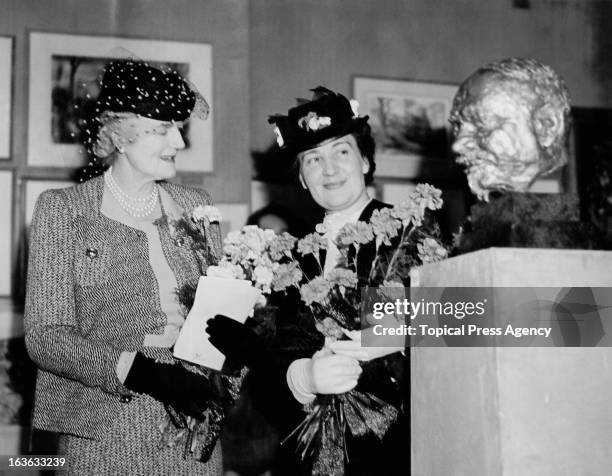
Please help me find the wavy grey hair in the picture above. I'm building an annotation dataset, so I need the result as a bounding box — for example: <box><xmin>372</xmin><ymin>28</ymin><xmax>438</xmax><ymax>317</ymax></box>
<box><xmin>92</xmin><ymin>111</ymin><xmax>139</xmax><ymax>164</ymax></box>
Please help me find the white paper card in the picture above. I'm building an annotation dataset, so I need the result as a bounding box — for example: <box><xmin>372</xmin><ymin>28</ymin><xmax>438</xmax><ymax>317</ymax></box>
<box><xmin>173</xmin><ymin>276</ymin><xmax>261</xmax><ymax>370</ymax></box>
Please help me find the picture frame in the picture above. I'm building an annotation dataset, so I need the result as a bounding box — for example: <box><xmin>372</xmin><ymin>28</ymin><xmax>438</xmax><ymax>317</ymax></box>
<box><xmin>353</xmin><ymin>77</ymin><xmax>457</xmax><ymax>178</ymax></box>
<box><xmin>0</xmin><ymin>171</ymin><xmax>12</xmax><ymax>295</ymax></box>
<box><xmin>0</xmin><ymin>36</ymin><xmax>13</xmax><ymax>159</ymax></box>
<box><xmin>28</xmin><ymin>32</ymin><xmax>213</xmax><ymax>172</ymax></box>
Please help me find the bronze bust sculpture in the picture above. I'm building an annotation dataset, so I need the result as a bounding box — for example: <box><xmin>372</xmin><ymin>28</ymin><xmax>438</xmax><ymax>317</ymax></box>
<box><xmin>450</xmin><ymin>58</ymin><xmax>600</xmax><ymax>250</ymax></box>
<box><xmin>450</xmin><ymin>57</ymin><xmax>571</xmax><ymax>202</ymax></box>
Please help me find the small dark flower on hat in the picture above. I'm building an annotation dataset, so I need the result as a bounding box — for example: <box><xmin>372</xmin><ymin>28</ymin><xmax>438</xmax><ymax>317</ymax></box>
<box><xmin>268</xmin><ymin>86</ymin><xmax>369</xmax><ymax>154</ymax></box>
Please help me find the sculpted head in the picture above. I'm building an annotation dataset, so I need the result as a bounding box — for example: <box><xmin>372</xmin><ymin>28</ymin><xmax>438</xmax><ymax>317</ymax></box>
<box><xmin>449</xmin><ymin>58</ymin><xmax>571</xmax><ymax>201</ymax></box>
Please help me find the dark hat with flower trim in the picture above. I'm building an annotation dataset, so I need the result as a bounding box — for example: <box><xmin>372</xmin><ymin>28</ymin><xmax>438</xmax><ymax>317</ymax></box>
<box><xmin>268</xmin><ymin>86</ymin><xmax>369</xmax><ymax>154</ymax></box>
<box><xmin>95</xmin><ymin>59</ymin><xmax>208</xmax><ymax>122</ymax></box>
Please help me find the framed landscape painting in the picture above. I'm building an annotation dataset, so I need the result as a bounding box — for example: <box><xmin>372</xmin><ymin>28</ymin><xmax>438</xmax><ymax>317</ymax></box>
<box><xmin>353</xmin><ymin>77</ymin><xmax>457</xmax><ymax>178</ymax></box>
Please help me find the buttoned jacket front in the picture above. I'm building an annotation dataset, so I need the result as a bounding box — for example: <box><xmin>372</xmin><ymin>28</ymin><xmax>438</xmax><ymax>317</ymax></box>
<box><xmin>24</xmin><ymin>176</ymin><xmax>221</xmax><ymax>439</ymax></box>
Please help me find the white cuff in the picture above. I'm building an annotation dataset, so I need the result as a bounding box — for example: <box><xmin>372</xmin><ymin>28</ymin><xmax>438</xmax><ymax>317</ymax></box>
<box><xmin>286</xmin><ymin>358</ymin><xmax>316</xmax><ymax>404</ymax></box>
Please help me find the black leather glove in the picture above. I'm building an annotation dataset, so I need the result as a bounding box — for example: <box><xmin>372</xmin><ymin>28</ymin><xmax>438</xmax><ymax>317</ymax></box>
<box><xmin>206</xmin><ymin>314</ymin><xmax>265</xmax><ymax>367</ymax></box>
<box><xmin>124</xmin><ymin>352</ymin><xmax>213</xmax><ymax>419</ymax></box>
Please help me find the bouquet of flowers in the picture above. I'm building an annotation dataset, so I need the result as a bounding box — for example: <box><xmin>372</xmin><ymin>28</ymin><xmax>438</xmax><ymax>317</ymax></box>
<box><xmin>157</xmin><ymin>204</ymin><xmax>249</xmax><ymax>462</ymax></box>
<box><xmin>168</xmin><ymin>184</ymin><xmax>446</xmax><ymax>471</ymax></box>
<box><xmin>165</xmin><ymin>207</ymin><xmax>306</xmax><ymax>461</ymax></box>
<box><xmin>285</xmin><ymin>184</ymin><xmax>447</xmax><ymax>474</ymax></box>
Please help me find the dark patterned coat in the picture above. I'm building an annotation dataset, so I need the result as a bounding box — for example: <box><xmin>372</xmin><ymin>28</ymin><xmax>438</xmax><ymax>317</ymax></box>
<box><xmin>24</xmin><ymin>176</ymin><xmax>221</xmax><ymax>440</ymax></box>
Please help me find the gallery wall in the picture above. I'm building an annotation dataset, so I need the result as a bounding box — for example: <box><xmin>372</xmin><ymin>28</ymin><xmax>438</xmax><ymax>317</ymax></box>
<box><xmin>0</xmin><ymin>0</ymin><xmax>611</xmax><ymax>296</ymax></box>
<box><xmin>249</xmin><ymin>0</ymin><xmax>608</xmax><ymax>152</ymax></box>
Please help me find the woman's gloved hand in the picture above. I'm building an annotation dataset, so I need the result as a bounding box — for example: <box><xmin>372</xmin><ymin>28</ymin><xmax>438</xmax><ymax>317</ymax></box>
<box><xmin>286</xmin><ymin>348</ymin><xmax>361</xmax><ymax>403</ymax></box>
<box><xmin>205</xmin><ymin>314</ymin><xmax>264</xmax><ymax>367</ymax></box>
<box><xmin>124</xmin><ymin>352</ymin><xmax>213</xmax><ymax>419</ymax></box>
<box><xmin>309</xmin><ymin>348</ymin><xmax>362</xmax><ymax>394</ymax></box>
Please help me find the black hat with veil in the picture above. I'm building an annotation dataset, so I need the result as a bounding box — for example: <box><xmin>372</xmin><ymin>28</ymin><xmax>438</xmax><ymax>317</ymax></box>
<box><xmin>77</xmin><ymin>58</ymin><xmax>209</xmax><ymax>181</ymax></box>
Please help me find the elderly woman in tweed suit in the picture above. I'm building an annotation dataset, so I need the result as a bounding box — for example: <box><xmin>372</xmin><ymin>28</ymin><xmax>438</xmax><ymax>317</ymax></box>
<box><xmin>25</xmin><ymin>60</ymin><xmax>227</xmax><ymax>475</ymax></box>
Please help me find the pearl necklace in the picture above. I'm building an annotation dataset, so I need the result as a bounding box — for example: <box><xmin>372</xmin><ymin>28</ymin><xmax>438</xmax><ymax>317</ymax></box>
<box><xmin>104</xmin><ymin>167</ymin><xmax>159</xmax><ymax>218</ymax></box>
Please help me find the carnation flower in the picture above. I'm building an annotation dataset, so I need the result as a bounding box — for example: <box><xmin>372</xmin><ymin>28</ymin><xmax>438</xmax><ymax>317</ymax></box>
<box><xmin>417</xmin><ymin>237</ymin><xmax>448</xmax><ymax>264</ymax></box>
<box><xmin>221</xmin><ymin>225</ymin><xmax>282</xmax><ymax>270</ymax></box>
<box><xmin>300</xmin><ymin>277</ymin><xmax>332</xmax><ymax>306</ymax></box>
<box><xmin>192</xmin><ymin>205</ymin><xmax>222</xmax><ymax>223</ymax></box>
<box><xmin>253</xmin><ymin>265</ymin><xmax>275</xmax><ymax>293</ymax></box>
<box><xmin>191</xmin><ymin>205</ymin><xmax>207</xmax><ymax>222</ymax></box>
<box><xmin>335</xmin><ymin>222</ymin><xmax>374</xmax><ymax>248</ymax></box>
<box><xmin>327</xmin><ymin>268</ymin><xmax>358</xmax><ymax>291</ymax></box>
<box><xmin>224</xmin><ymin>226</ymin><xmax>269</xmax><ymax>263</ymax></box>
<box><xmin>242</xmin><ymin>228</ymin><xmax>268</xmax><ymax>255</ymax></box>
<box><xmin>411</xmin><ymin>184</ymin><xmax>443</xmax><ymax>212</ymax></box>
<box><xmin>263</xmin><ymin>228</ymin><xmax>277</xmax><ymax>241</ymax></box>
<box><xmin>272</xmin><ymin>262</ymin><xmax>303</xmax><ymax>292</ymax></box>
<box><xmin>391</xmin><ymin>200</ymin><xmax>422</xmax><ymax>226</ymax></box>
<box><xmin>370</xmin><ymin>208</ymin><xmax>401</xmax><ymax>246</ymax></box>
<box><xmin>224</xmin><ymin>230</ymin><xmax>241</xmax><ymax>244</ymax></box>
<box><xmin>222</xmin><ymin>242</ymin><xmax>244</xmax><ymax>263</ymax></box>
<box><xmin>206</xmin><ymin>261</ymin><xmax>245</xmax><ymax>280</ymax></box>
<box><xmin>297</xmin><ymin>232</ymin><xmax>327</xmax><ymax>256</ymax></box>
<box><xmin>269</xmin><ymin>232</ymin><xmax>297</xmax><ymax>261</ymax></box>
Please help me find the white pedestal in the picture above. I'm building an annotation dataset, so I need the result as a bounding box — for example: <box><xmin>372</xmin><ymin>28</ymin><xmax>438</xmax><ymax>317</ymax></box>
<box><xmin>410</xmin><ymin>248</ymin><xmax>612</xmax><ymax>475</ymax></box>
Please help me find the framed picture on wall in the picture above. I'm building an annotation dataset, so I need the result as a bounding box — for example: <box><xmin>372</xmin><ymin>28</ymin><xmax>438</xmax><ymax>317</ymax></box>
<box><xmin>0</xmin><ymin>36</ymin><xmax>13</xmax><ymax>159</ymax></box>
<box><xmin>28</xmin><ymin>32</ymin><xmax>213</xmax><ymax>172</ymax></box>
<box><xmin>353</xmin><ymin>77</ymin><xmax>457</xmax><ymax>178</ymax></box>
<box><xmin>0</xmin><ymin>171</ymin><xmax>12</xmax><ymax>295</ymax></box>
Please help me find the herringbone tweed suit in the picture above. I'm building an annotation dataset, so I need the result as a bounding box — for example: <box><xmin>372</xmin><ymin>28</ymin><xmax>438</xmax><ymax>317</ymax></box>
<box><xmin>24</xmin><ymin>176</ymin><xmax>223</xmax><ymax>475</ymax></box>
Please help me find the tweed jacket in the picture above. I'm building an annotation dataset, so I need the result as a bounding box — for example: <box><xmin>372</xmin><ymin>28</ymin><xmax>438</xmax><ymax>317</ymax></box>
<box><xmin>24</xmin><ymin>176</ymin><xmax>221</xmax><ymax>439</ymax></box>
